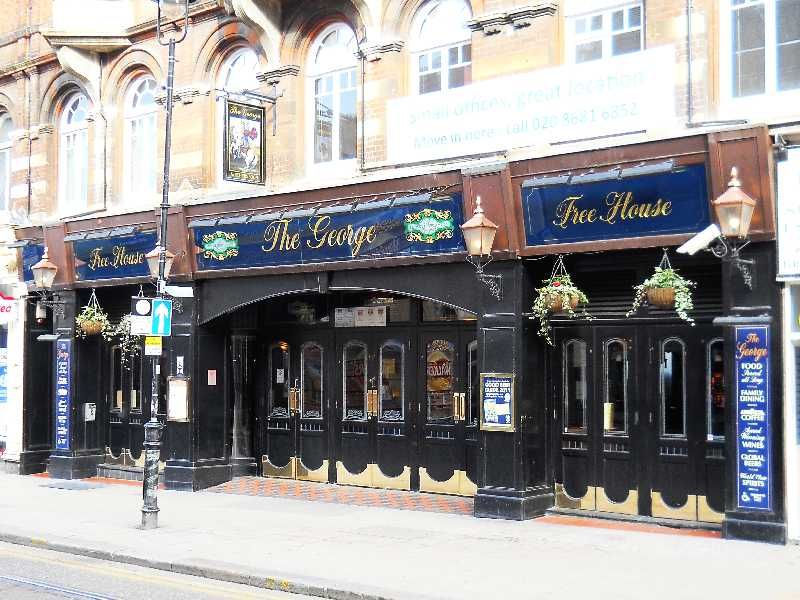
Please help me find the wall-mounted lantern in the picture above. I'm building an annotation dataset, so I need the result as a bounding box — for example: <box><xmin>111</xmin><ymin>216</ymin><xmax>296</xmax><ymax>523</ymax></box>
<box><xmin>461</xmin><ymin>196</ymin><xmax>502</xmax><ymax>300</ymax></box>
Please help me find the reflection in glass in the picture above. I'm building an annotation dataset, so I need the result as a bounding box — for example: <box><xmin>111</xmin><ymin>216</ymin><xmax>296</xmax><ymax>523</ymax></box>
<box><xmin>661</xmin><ymin>339</ymin><xmax>686</xmax><ymax>437</ymax></box>
<box><xmin>301</xmin><ymin>343</ymin><xmax>323</xmax><ymax>418</ymax></box>
<box><xmin>427</xmin><ymin>339</ymin><xmax>455</xmax><ymax>422</ymax></box>
<box><xmin>564</xmin><ymin>340</ymin><xmax>587</xmax><ymax>433</ymax></box>
<box><xmin>112</xmin><ymin>346</ymin><xmax>123</xmax><ymax>411</ymax></box>
<box><xmin>707</xmin><ymin>339</ymin><xmax>726</xmax><ymax>438</ymax></box>
<box><xmin>343</xmin><ymin>342</ymin><xmax>367</xmax><ymax>420</ymax></box>
<box><xmin>380</xmin><ymin>342</ymin><xmax>404</xmax><ymax>421</ymax></box>
<box><xmin>422</xmin><ymin>300</ymin><xmax>476</xmax><ymax>322</ymax></box>
<box><xmin>129</xmin><ymin>351</ymin><xmax>141</xmax><ymax>411</ymax></box>
<box><xmin>269</xmin><ymin>342</ymin><xmax>290</xmax><ymax>417</ymax></box>
<box><xmin>467</xmin><ymin>340</ymin><xmax>478</xmax><ymax>425</ymax></box>
<box><xmin>604</xmin><ymin>340</ymin><xmax>627</xmax><ymax>433</ymax></box>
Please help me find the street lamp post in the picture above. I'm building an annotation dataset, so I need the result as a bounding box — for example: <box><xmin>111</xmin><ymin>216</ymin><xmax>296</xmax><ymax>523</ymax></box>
<box><xmin>141</xmin><ymin>0</ymin><xmax>191</xmax><ymax>531</ymax></box>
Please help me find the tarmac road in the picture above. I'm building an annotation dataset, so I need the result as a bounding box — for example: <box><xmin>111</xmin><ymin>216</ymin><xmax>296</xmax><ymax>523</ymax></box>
<box><xmin>0</xmin><ymin>541</ymin><xmax>316</xmax><ymax>600</ymax></box>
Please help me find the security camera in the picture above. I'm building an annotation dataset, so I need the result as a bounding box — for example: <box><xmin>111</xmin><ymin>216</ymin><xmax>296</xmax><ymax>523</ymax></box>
<box><xmin>676</xmin><ymin>224</ymin><xmax>722</xmax><ymax>256</ymax></box>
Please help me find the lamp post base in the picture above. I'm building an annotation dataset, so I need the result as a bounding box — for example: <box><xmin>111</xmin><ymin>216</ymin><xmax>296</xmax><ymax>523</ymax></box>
<box><xmin>141</xmin><ymin>419</ymin><xmax>163</xmax><ymax>530</ymax></box>
<box><xmin>141</xmin><ymin>507</ymin><xmax>159</xmax><ymax>530</ymax></box>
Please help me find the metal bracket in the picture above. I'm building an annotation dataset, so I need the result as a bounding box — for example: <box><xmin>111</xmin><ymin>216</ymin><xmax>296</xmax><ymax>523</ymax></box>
<box><xmin>706</xmin><ymin>237</ymin><xmax>754</xmax><ymax>290</ymax></box>
<box><xmin>466</xmin><ymin>255</ymin><xmax>502</xmax><ymax>301</ymax></box>
<box><xmin>27</xmin><ymin>291</ymin><xmax>66</xmax><ymax>318</ymax></box>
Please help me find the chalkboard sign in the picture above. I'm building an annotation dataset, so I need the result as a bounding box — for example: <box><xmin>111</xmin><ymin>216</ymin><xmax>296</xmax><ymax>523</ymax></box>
<box><xmin>480</xmin><ymin>373</ymin><xmax>515</xmax><ymax>432</ymax></box>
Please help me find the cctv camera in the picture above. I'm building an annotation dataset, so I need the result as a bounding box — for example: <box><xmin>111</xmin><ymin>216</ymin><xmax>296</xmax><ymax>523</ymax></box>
<box><xmin>676</xmin><ymin>224</ymin><xmax>722</xmax><ymax>256</ymax></box>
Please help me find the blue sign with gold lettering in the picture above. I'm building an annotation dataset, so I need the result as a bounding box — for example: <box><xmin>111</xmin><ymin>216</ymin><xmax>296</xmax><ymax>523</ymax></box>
<box><xmin>735</xmin><ymin>325</ymin><xmax>771</xmax><ymax>511</ymax></box>
<box><xmin>193</xmin><ymin>195</ymin><xmax>465</xmax><ymax>271</ymax></box>
<box><xmin>521</xmin><ymin>164</ymin><xmax>710</xmax><ymax>246</ymax></box>
<box><xmin>73</xmin><ymin>232</ymin><xmax>156</xmax><ymax>281</ymax></box>
<box><xmin>54</xmin><ymin>339</ymin><xmax>72</xmax><ymax>451</ymax></box>
<box><xmin>21</xmin><ymin>243</ymin><xmax>45</xmax><ymax>283</ymax></box>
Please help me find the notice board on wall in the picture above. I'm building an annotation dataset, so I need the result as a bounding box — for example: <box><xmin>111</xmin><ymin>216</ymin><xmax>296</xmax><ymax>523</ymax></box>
<box><xmin>480</xmin><ymin>373</ymin><xmax>515</xmax><ymax>432</ymax></box>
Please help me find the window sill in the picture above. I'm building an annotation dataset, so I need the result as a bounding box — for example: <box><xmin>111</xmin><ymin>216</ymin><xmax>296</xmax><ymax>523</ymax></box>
<box><xmin>717</xmin><ymin>90</ymin><xmax>800</xmax><ymax>124</ymax></box>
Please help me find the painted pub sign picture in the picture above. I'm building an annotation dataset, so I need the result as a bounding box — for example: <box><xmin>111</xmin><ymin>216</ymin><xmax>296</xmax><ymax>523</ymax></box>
<box><xmin>521</xmin><ymin>163</ymin><xmax>710</xmax><ymax>246</ymax></box>
<box><xmin>224</xmin><ymin>100</ymin><xmax>265</xmax><ymax>185</ymax></box>
<box><xmin>193</xmin><ymin>194</ymin><xmax>465</xmax><ymax>270</ymax></box>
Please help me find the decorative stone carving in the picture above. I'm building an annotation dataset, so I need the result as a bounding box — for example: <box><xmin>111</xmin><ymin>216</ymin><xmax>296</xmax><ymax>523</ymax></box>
<box><xmin>256</xmin><ymin>65</ymin><xmax>299</xmax><ymax>86</ymax></box>
<box><xmin>360</xmin><ymin>40</ymin><xmax>404</xmax><ymax>62</ymax></box>
<box><xmin>467</xmin><ymin>4</ymin><xmax>557</xmax><ymax>35</ymax></box>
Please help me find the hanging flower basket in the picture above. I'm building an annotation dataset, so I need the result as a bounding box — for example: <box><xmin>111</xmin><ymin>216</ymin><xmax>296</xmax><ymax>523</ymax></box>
<box><xmin>103</xmin><ymin>314</ymin><xmax>141</xmax><ymax>369</ymax></box>
<box><xmin>531</xmin><ymin>256</ymin><xmax>591</xmax><ymax>346</ymax></box>
<box><xmin>75</xmin><ymin>290</ymin><xmax>110</xmax><ymax>339</ymax></box>
<box><xmin>627</xmin><ymin>250</ymin><xmax>696</xmax><ymax>324</ymax></box>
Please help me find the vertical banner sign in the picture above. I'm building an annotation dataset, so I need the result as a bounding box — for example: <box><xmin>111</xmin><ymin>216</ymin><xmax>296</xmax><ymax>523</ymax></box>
<box><xmin>735</xmin><ymin>326</ymin><xmax>771</xmax><ymax>511</ymax></box>
<box><xmin>224</xmin><ymin>100</ymin><xmax>265</xmax><ymax>185</ymax></box>
<box><xmin>55</xmin><ymin>339</ymin><xmax>72</xmax><ymax>451</ymax></box>
<box><xmin>480</xmin><ymin>373</ymin><xmax>515</xmax><ymax>432</ymax></box>
<box><xmin>0</xmin><ymin>348</ymin><xmax>7</xmax><ymax>403</ymax></box>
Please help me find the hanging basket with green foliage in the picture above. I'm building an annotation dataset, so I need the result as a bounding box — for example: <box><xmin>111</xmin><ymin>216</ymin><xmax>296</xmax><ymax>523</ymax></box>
<box><xmin>75</xmin><ymin>290</ymin><xmax>110</xmax><ymax>338</ymax></box>
<box><xmin>531</xmin><ymin>256</ymin><xmax>591</xmax><ymax>346</ymax></box>
<box><xmin>103</xmin><ymin>314</ymin><xmax>141</xmax><ymax>369</ymax></box>
<box><xmin>627</xmin><ymin>250</ymin><xmax>696</xmax><ymax>324</ymax></box>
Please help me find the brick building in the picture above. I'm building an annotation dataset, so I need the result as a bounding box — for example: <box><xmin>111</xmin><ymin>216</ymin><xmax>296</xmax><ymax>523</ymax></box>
<box><xmin>1</xmin><ymin>0</ymin><xmax>797</xmax><ymax>544</ymax></box>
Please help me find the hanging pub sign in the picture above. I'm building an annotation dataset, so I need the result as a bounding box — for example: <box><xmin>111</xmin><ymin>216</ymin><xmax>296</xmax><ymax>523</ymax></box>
<box><xmin>193</xmin><ymin>194</ymin><xmax>465</xmax><ymax>271</ymax></box>
<box><xmin>521</xmin><ymin>163</ymin><xmax>710</xmax><ymax>246</ymax></box>
<box><xmin>72</xmin><ymin>231</ymin><xmax>156</xmax><ymax>281</ymax></box>
<box><xmin>480</xmin><ymin>373</ymin><xmax>515</xmax><ymax>432</ymax></box>
<box><xmin>54</xmin><ymin>339</ymin><xmax>72</xmax><ymax>451</ymax></box>
<box><xmin>224</xmin><ymin>100</ymin><xmax>266</xmax><ymax>185</ymax></box>
<box><xmin>735</xmin><ymin>326</ymin><xmax>772</xmax><ymax>511</ymax></box>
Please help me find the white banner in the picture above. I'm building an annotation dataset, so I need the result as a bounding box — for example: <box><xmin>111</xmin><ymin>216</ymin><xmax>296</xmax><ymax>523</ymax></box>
<box><xmin>387</xmin><ymin>47</ymin><xmax>676</xmax><ymax>164</ymax></box>
<box><xmin>777</xmin><ymin>148</ymin><xmax>800</xmax><ymax>280</ymax></box>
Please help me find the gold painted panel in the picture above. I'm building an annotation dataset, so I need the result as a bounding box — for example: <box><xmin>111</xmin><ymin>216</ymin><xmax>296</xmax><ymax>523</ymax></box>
<box><xmin>262</xmin><ymin>455</ymin><xmax>296</xmax><ymax>479</ymax></box>
<box><xmin>372</xmin><ymin>465</ymin><xmax>412</xmax><ymax>491</ymax></box>
<box><xmin>651</xmin><ymin>491</ymin><xmax>698</xmax><ymax>521</ymax></box>
<box><xmin>697</xmin><ymin>495</ymin><xmax>725</xmax><ymax>523</ymax></box>
<box><xmin>555</xmin><ymin>483</ymin><xmax>597</xmax><ymax>510</ymax></box>
<box><xmin>596</xmin><ymin>486</ymin><xmax>638</xmax><ymax>515</ymax></box>
<box><xmin>297</xmin><ymin>458</ymin><xmax>329</xmax><ymax>483</ymax></box>
<box><xmin>335</xmin><ymin>461</ymin><xmax>373</xmax><ymax>487</ymax></box>
<box><xmin>459</xmin><ymin>472</ymin><xmax>478</xmax><ymax>496</ymax></box>
<box><xmin>419</xmin><ymin>468</ymin><xmax>475</xmax><ymax>496</ymax></box>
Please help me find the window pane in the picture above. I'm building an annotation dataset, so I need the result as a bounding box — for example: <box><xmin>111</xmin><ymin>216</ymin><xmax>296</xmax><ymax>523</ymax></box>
<box><xmin>467</xmin><ymin>340</ymin><xmax>478</xmax><ymax>425</ymax></box>
<box><xmin>612</xmin><ymin>30</ymin><xmax>641</xmax><ymax>55</ymax></box>
<box><xmin>778</xmin><ymin>0</ymin><xmax>800</xmax><ymax>90</ymax></box>
<box><xmin>604</xmin><ymin>340</ymin><xmax>627</xmax><ymax>433</ymax></box>
<box><xmin>129</xmin><ymin>351</ymin><xmax>141</xmax><ymax>411</ymax></box>
<box><xmin>612</xmin><ymin>10</ymin><xmax>624</xmax><ymax>30</ymax></box>
<box><xmin>380</xmin><ymin>343</ymin><xmax>404</xmax><ymax>421</ymax></box>
<box><xmin>269</xmin><ymin>343</ymin><xmax>290</xmax><ymax>417</ymax></box>
<box><xmin>735</xmin><ymin>48</ymin><xmax>767</xmax><ymax>95</ymax></box>
<box><xmin>427</xmin><ymin>339</ymin><xmax>454</xmax><ymax>422</ymax></box>
<box><xmin>420</xmin><ymin>72</ymin><xmax>442</xmax><ymax>94</ymax></box>
<box><xmin>314</xmin><ymin>89</ymin><xmax>333</xmax><ymax>163</ymax></box>
<box><xmin>301</xmin><ymin>344</ymin><xmax>323</xmax><ymax>418</ymax></box>
<box><xmin>343</xmin><ymin>343</ymin><xmax>366</xmax><ymax>420</ymax></box>
<box><xmin>419</xmin><ymin>53</ymin><xmax>429</xmax><ymax>72</ymax></box>
<box><xmin>564</xmin><ymin>340</ymin><xmax>588</xmax><ymax>433</ymax></box>
<box><xmin>462</xmin><ymin>43</ymin><xmax>471</xmax><ymax>63</ymax></box>
<box><xmin>629</xmin><ymin>6</ymin><xmax>642</xmax><ymax>27</ymax></box>
<box><xmin>112</xmin><ymin>347</ymin><xmax>122</xmax><ymax>411</ymax></box>
<box><xmin>575</xmin><ymin>18</ymin><xmax>586</xmax><ymax>34</ymax></box>
<box><xmin>338</xmin><ymin>87</ymin><xmax>357</xmax><ymax>160</ymax></box>
<box><xmin>576</xmin><ymin>40</ymin><xmax>603</xmax><ymax>63</ymax></box>
<box><xmin>449</xmin><ymin>65</ymin><xmax>469</xmax><ymax>88</ymax></box>
<box><xmin>431</xmin><ymin>50</ymin><xmax>442</xmax><ymax>69</ymax></box>
<box><xmin>733</xmin><ymin>4</ymin><xmax>765</xmax><ymax>96</ymax></box>
<box><xmin>661</xmin><ymin>340</ymin><xmax>686</xmax><ymax>436</ymax></box>
<box><xmin>708</xmin><ymin>340</ymin><xmax>725</xmax><ymax>438</ymax></box>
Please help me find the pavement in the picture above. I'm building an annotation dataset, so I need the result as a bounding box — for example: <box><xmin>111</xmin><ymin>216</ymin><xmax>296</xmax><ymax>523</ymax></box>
<box><xmin>1</xmin><ymin>472</ymin><xmax>800</xmax><ymax>600</ymax></box>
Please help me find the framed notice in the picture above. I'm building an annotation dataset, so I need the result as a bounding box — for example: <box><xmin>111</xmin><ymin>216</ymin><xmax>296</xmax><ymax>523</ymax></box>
<box><xmin>223</xmin><ymin>100</ymin><xmax>265</xmax><ymax>184</ymax></box>
<box><xmin>480</xmin><ymin>373</ymin><xmax>515</xmax><ymax>432</ymax></box>
<box><xmin>167</xmin><ymin>376</ymin><xmax>190</xmax><ymax>422</ymax></box>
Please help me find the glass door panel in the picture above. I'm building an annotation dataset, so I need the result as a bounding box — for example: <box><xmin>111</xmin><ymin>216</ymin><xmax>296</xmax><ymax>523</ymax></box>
<box><xmin>426</xmin><ymin>339</ymin><xmax>455</xmax><ymax>423</ymax></box>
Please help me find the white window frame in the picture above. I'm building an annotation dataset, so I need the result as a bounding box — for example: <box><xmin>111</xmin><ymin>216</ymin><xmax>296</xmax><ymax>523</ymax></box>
<box><xmin>566</xmin><ymin>2</ymin><xmax>644</xmax><ymax>64</ymax></box>
<box><xmin>305</xmin><ymin>22</ymin><xmax>359</xmax><ymax>176</ymax></box>
<box><xmin>58</xmin><ymin>93</ymin><xmax>90</xmax><ymax>215</ymax></box>
<box><xmin>0</xmin><ymin>113</ymin><xmax>13</xmax><ymax>213</ymax></box>
<box><xmin>217</xmin><ymin>48</ymin><xmax>261</xmax><ymax>188</ymax></box>
<box><xmin>719</xmin><ymin>0</ymin><xmax>800</xmax><ymax>120</ymax></box>
<box><xmin>410</xmin><ymin>0</ymin><xmax>472</xmax><ymax>95</ymax></box>
<box><xmin>123</xmin><ymin>76</ymin><xmax>158</xmax><ymax>206</ymax></box>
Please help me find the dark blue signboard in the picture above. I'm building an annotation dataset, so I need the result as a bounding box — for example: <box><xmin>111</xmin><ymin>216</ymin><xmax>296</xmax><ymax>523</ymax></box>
<box><xmin>735</xmin><ymin>326</ymin><xmax>771</xmax><ymax>511</ymax></box>
<box><xmin>521</xmin><ymin>164</ymin><xmax>710</xmax><ymax>246</ymax></box>
<box><xmin>21</xmin><ymin>243</ymin><xmax>45</xmax><ymax>283</ymax></box>
<box><xmin>193</xmin><ymin>195</ymin><xmax>465</xmax><ymax>271</ymax></box>
<box><xmin>480</xmin><ymin>373</ymin><xmax>515</xmax><ymax>432</ymax></box>
<box><xmin>54</xmin><ymin>339</ymin><xmax>72</xmax><ymax>451</ymax></box>
<box><xmin>73</xmin><ymin>231</ymin><xmax>157</xmax><ymax>281</ymax></box>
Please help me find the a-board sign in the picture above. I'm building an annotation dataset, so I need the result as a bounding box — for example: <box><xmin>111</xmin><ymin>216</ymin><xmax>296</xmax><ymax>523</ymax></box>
<box><xmin>480</xmin><ymin>372</ymin><xmax>515</xmax><ymax>432</ymax></box>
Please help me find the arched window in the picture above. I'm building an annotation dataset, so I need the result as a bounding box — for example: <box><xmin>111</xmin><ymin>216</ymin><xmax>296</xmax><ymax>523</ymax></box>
<box><xmin>410</xmin><ymin>0</ymin><xmax>472</xmax><ymax>94</ymax></box>
<box><xmin>307</xmin><ymin>23</ymin><xmax>358</xmax><ymax>167</ymax></box>
<box><xmin>124</xmin><ymin>76</ymin><xmax>158</xmax><ymax>202</ymax></box>
<box><xmin>59</xmin><ymin>93</ymin><xmax>90</xmax><ymax>212</ymax></box>
<box><xmin>217</xmin><ymin>48</ymin><xmax>260</xmax><ymax>184</ymax></box>
<box><xmin>0</xmin><ymin>113</ymin><xmax>13</xmax><ymax>211</ymax></box>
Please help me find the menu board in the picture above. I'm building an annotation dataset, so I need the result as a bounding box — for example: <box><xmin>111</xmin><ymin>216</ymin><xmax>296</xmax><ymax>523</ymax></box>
<box><xmin>735</xmin><ymin>326</ymin><xmax>771</xmax><ymax>511</ymax></box>
<box><xmin>480</xmin><ymin>373</ymin><xmax>515</xmax><ymax>432</ymax></box>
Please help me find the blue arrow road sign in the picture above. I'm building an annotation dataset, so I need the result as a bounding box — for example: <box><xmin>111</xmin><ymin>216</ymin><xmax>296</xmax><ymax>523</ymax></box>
<box><xmin>150</xmin><ymin>299</ymin><xmax>173</xmax><ymax>337</ymax></box>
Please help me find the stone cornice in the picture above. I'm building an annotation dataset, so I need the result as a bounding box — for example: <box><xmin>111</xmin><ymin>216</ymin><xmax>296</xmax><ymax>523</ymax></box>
<box><xmin>361</xmin><ymin>40</ymin><xmax>404</xmax><ymax>62</ymax></box>
<box><xmin>0</xmin><ymin>53</ymin><xmax>58</xmax><ymax>81</ymax></box>
<box><xmin>467</xmin><ymin>3</ymin><xmax>557</xmax><ymax>35</ymax></box>
<box><xmin>155</xmin><ymin>85</ymin><xmax>212</xmax><ymax>106</ymax></box>
<box><xmin>257</xmin><ymin>65</ymin><xmax>300</xmax><ymax>86</ymax></box>
<box><xmin>42</xmin><ymin>30</ymin><xmax>132</xmax><ymax>53</ymax></box>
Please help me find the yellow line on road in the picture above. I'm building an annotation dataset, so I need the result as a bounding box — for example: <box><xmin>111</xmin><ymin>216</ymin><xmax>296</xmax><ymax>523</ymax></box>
<box><xmin>0</xmin><ymin>544</ymin><xmax>297</xmax><ymax>600</ymax></box>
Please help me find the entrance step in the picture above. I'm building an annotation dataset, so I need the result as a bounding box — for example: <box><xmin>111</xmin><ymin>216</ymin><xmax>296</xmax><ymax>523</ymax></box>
<box><xmin>548</xmin><ymin>506</ymin><xmax>722</xmax><ymax>532</ymax></box>
<box><xmin>205</xmin><ymin>476</ymin><xmax>473</xmax><ymax>516</ymax></box>
<box><xmin>96</xmin><ymin>464</ymin><xmax>143</xmax><ymax>482</ymax></box>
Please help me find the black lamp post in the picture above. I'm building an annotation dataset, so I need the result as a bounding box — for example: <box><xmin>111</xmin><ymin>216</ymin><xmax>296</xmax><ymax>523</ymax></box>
<box><xmin>141</xmin><ymin>0</ymin><xmax>190</xmax><ymax>531</ymax></box>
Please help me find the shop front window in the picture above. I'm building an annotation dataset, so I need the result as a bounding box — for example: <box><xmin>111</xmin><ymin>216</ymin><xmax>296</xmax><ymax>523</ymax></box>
<box><xmin>427</xmin><ymin>339</ymin><xmax>455</xmax><ymax>422</ymax></box>
<box><xmin>301</xmin><ymin>343</ymin><xmax>323</xmax><ymax>418</ymax></box>
<box><xmin>564</xmin><ymin>339</ymin><xmax>588</xmax><ymax>433</ymax></box>
<box><xmin>129</xmin><ymin>351</ymin><xmax>141</xmax><ymax>412</ymax></box>
<box><xmin>661</xmin><ymin>338</ymin><xmax>686</xmax><ymax>437</ymax></box>
<box><xmin>380</xmin><ymin>342</ymin><xmax>404</xmax><ymax>421</ymax></box>
<box><xmin>604</xmin><ymin>339</ymin><xmax>627</xmax><ymax>434</ymax></box>
<box><xmin>343</xmin><ymin>341</ymin><xmax>367</xmax><ymax>420</ymax></box>
<box><xmin>111</xmin><ymin>346</ymin><xmax>123</xmax><ymax>411</ymax></box>
<box><xmin>269</xmin><ymin>341</ymin><xmax>290</xmax><ymax>417</ymax></box>
<box><xmin>707</xmin><ymin>339</ymin><xmax>726</xmax><ymax>439</ymax></box>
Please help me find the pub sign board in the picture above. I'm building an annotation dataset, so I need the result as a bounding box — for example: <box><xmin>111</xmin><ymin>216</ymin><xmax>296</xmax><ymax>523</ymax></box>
<box><xmin>521</xmin><ymin>164</ymin><xmax>710</xmax><ymax>246</ymax></box>
<box><xmin>735</xmin><ymin>326</ymin><xmax>772</xmax><ymax>511</ymax></box>
<box><xmin>224</xmin><ymin>100</ymin><xmax>266</xmax><ymax>185</ymax></box>
<box><xmin>480</xmin><ymin>373</ymin><xmax>515</xmax><ymax>432</ymax></box>
<box><xmin>73</xmin><ymin>231</ymin><xmax>156</xmax><ymax>281</ymax></box>
<box><xmin>193</xmin><ymin>195</ymin><xmax>466</xmax><ymax>271</ymax></box>
<box><xmin>54</xmin><ymin>339</ymin><xmax>72</xmax><ymax>451</ymax></box>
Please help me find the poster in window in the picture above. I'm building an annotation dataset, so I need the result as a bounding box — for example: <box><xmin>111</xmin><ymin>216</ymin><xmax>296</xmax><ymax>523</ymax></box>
<box><xmin>223</xmin><ymin>100</ymin><xmax>265</xmax><ymax>185</ymax></box>
<box><xmin>480</xmin><ymin>372</ymin><xmax>515</xmax><ymax>432</ymax></box>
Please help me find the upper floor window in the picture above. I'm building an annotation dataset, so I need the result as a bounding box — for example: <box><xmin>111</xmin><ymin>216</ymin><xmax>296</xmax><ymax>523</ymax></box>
<box><xmin>728</xmin><ymin>0</ymin><xmax>800</xmax><ymax>97</ymax></box>
<box><xmin>124</xmin><ymin>77</ymin><xmax>158</xmax><ymax>203</ymax></box>
<box><xmin>59</xmin><ymin>93</ymin><xmax>90</xmax><ymax>213</ymax></box>
<box><xmin>0</xmin><ymin>113</ymin><xmax>12</xmax><ymax>212</ymax></box>
<box><xmin>410</xmin><ymin>0</ymin><xmax>472</xmax><ymax>94</ymax></box>
<box><xmin>307</xmin><ymin>23</ymin><xmax>357</xmax><ymax>166</ymax></box>
<box><xmin>568</xmin><ymin>3</ymin><xmax>643</xmax><ymax>63</ymax></box>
